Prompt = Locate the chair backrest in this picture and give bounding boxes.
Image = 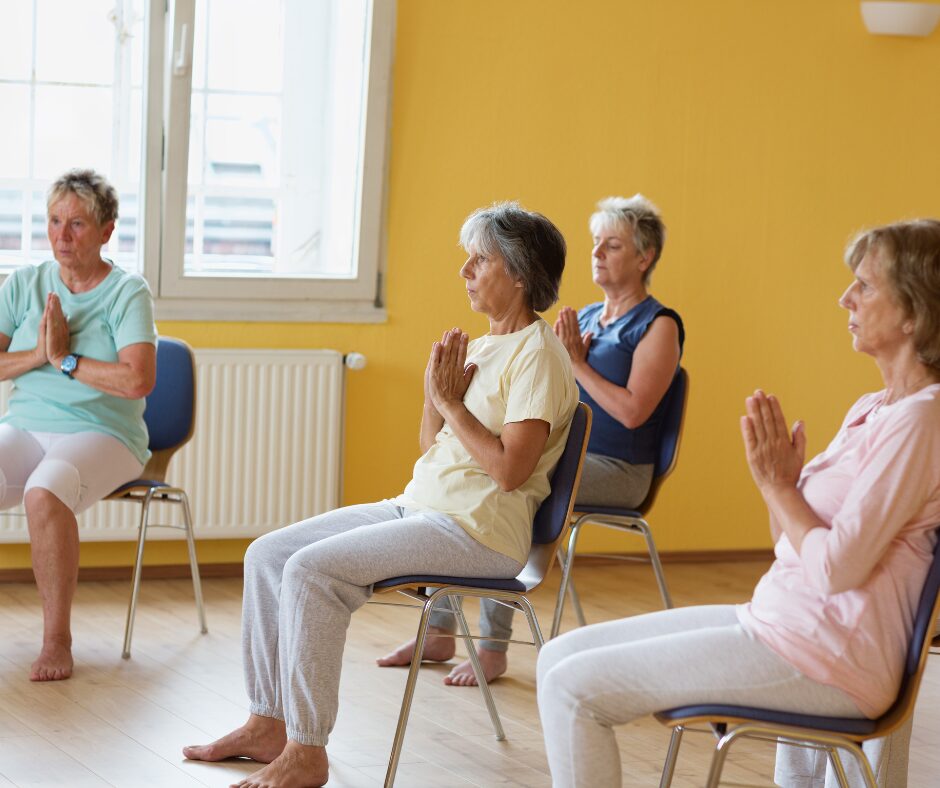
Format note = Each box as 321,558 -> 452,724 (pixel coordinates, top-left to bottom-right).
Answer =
636,367 -> 689,512
875,528 -> 940,736
139,337 -> 197,481
518,403 -> 591,587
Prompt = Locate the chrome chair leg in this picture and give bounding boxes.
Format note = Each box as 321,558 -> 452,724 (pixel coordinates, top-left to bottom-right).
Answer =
705,727 -> 740,788
551,521 -> 587,638
122,490 -> 153,659
517,595 -> 545,650
659,726 -> 684,788
453,596 -> 505,741
826,746 -> 852,788
180,490 -> 208,634
636,519 -> 673,608
384,596 -> 439,788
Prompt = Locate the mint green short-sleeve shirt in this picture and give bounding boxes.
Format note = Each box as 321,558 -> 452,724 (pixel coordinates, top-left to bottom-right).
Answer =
0,261 -> 157,464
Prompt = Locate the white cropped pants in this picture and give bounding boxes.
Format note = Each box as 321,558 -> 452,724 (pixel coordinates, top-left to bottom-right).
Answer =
536,605 -> 908,787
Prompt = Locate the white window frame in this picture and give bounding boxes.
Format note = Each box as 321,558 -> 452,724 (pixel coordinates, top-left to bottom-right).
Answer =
152,0 -> 393,322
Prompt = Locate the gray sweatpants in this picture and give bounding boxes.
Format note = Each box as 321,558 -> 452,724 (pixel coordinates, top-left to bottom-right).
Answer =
429,452 -> 653,651
536,605 -> 909,788
241,500 -> 522,746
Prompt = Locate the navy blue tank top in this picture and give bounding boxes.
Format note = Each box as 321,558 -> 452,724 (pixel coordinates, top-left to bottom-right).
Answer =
577,296 -> 685,464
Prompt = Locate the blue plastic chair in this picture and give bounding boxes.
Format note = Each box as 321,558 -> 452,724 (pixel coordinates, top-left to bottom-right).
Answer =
371,402 -> 592,787
654,530 -> 940,788
550,367 -> 689,638
106,337 -> 207,658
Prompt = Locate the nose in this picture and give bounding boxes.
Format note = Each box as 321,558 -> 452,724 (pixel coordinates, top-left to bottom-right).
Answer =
592,242 -> 604,260
460,257 -> 472,280
838,282 -> 855,310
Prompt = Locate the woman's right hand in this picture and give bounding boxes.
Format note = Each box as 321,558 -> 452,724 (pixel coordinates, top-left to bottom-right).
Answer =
34,303 -> 48,365
553,307 -> 592,366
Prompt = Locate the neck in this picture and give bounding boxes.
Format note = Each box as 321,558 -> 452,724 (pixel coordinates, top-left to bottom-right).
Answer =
58,258 -> 110,294
600,283 -> 648,323
487,303 -> 538,335
877,350 -> 940,405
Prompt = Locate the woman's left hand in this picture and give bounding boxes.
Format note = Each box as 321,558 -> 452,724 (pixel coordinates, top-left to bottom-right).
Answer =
44,293 -> 71,365
740,390 -> 806,491
428,328 -> 477,412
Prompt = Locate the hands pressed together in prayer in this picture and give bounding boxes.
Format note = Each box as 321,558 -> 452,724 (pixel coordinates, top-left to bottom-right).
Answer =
33,293 -> 70,368
426,327 -> 477,415
740,390 -> 806,493
553,306 -> 593,367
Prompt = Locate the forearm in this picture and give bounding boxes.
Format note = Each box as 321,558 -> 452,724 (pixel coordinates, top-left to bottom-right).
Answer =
573,362 -> 648,429
760,484 -> 826,553
54,355 -> 152,399
438,400 -> 520,491
419,402 -> 445,454
0,350 -> 46,381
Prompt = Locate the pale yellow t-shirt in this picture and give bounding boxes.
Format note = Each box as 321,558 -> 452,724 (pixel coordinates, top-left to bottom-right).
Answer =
397,318 -> 578,564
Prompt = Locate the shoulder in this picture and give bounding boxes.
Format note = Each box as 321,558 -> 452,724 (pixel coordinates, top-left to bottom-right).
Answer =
577,302 -> 603,323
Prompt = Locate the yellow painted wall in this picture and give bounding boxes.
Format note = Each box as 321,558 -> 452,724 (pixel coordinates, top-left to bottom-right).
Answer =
5,0 -> 939,571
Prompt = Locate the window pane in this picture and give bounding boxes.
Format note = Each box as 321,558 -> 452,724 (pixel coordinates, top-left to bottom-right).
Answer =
35,0 -> 116,84
0,86 -> 31,178
34,86 -> 114,179
182,0 -> 369,280
0,1 -> 32,80
0,0 -> 148,276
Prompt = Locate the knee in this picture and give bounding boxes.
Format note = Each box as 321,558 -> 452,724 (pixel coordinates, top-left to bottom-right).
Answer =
537,634 -> 573,686
25,460 -> 81,514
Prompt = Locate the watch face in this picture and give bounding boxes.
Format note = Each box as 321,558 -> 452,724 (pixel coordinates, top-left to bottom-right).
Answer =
61,355 -> 78,374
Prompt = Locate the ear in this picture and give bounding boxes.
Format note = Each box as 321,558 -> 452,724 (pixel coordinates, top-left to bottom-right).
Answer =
100,220 -> 116,244
638,251 -> 654,272
903,319 -> 915,335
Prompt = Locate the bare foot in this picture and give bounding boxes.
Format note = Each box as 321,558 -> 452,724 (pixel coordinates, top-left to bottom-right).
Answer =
232,741 -> 328,788
183,714 -> 287,763
376,626 -> 456,667
443,647 -> 507,687
30,639 -> 73,682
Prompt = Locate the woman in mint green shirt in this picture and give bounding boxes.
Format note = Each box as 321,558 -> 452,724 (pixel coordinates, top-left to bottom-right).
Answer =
0,169 -> 157,683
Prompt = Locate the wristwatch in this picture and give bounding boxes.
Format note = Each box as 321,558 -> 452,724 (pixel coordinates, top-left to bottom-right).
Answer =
60,353 -> 82,378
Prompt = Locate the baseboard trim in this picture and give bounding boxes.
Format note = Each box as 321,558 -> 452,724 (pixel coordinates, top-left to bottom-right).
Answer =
0,550 -> 772,584
0,562 -> 245,584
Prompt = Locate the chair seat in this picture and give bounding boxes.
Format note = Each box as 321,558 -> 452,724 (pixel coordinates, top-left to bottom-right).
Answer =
109,479 -> 171,495
655,704 -> 878,737
373,574 -> 526,593
573,505 -> 643,518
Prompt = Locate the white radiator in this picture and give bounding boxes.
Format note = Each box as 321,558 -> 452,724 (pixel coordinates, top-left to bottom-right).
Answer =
0,349 -> 347,543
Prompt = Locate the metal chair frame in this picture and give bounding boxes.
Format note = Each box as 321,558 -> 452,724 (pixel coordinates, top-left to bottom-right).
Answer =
655,528 -> 940,788
371,402 -> 592,787
106,337 -> 207,658
551,367 -> 689,638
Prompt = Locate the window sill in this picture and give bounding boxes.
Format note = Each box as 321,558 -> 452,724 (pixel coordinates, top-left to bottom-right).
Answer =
154,297 -> 387,323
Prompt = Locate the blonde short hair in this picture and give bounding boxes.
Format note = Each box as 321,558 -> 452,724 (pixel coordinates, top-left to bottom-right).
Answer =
846,219 -> 940,371
47,169 -> 119,227
589,194 -> 666,285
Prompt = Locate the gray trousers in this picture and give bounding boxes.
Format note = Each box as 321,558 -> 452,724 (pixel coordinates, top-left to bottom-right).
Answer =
241,501 -> 522,746
429,452 -> 653,651
535,605 -> 903,788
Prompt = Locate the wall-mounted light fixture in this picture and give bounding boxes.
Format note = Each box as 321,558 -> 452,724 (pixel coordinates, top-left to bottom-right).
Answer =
861,1 -> 940,36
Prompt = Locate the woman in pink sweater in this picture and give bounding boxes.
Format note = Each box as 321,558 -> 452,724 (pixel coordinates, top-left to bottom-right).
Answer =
537,219 -> 940,788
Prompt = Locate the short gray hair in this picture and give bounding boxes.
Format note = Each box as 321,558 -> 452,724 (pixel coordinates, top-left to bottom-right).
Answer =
459,201 -> 566,312
589,194 -> 666,285
47,169 -> 119,227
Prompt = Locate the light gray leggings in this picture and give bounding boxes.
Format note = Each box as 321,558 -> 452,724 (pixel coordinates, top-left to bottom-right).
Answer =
429,452 -> 653,650
536,605 -> 909,788
241,500 -> 522,746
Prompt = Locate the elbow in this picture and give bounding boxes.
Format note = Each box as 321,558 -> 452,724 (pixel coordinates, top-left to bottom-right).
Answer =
127,375 -> 156,400
807,568 -> 864,597
494,470 -> 527,493
618,413 -> 645,430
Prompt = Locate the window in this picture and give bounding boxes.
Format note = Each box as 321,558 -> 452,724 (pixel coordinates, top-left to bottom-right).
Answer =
0,0 -> 393,322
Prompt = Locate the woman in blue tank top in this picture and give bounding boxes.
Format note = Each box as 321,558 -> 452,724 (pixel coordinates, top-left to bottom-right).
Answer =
378,195 -> 684,687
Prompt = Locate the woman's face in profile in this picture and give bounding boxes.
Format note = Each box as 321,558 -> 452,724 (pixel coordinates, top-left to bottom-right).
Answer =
48,193 -> 111,270
839,251 -> 911,359
591,223 -> 647,288
460,243 -> 521,316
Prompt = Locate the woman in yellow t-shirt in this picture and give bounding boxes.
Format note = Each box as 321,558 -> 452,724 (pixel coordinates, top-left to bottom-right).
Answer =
183,202 -> 578,788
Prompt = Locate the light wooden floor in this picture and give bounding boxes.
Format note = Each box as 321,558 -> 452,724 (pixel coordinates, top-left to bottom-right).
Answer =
1,560 -> 939,787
